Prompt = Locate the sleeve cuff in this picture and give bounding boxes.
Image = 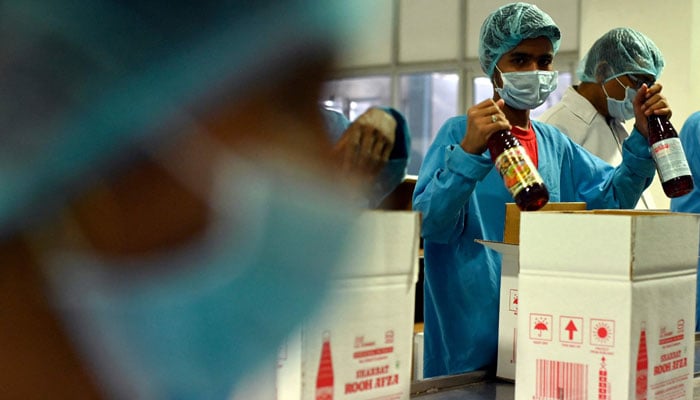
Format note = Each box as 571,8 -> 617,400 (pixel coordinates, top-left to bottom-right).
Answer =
624,128 -> 656,178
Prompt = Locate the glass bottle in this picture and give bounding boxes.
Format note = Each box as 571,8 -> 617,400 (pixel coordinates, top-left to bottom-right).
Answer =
487,130 -> 549,211
647,115 -> 694,197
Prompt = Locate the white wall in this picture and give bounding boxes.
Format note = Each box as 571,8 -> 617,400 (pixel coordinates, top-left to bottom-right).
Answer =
336,0 -> 394,67
399,0 -> 461,62
337,0 -> 579,67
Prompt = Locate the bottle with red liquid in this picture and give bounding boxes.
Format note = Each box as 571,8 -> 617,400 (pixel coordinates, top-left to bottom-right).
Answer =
647,114 -> 694,197
487,130 -> 549,211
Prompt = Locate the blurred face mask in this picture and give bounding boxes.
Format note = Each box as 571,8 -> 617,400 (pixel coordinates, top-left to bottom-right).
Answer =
494,66 -> 558,110
603,76 -> 637,122
38,145 -> 359,399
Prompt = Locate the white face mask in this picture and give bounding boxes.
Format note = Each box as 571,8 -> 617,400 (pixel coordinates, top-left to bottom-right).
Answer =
494,66 -> 558,110
39,148 -> 359,399
603,76 -> 637,122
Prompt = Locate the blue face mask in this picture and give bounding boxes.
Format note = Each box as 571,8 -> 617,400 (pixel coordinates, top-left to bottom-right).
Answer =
603,77 -> 637,122
494,67 -> 558,110
39,154 -> 359,399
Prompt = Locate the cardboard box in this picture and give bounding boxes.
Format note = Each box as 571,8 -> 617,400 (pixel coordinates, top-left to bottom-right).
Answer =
515,210 -> 699,400
478,202 -> 586,380
231,211 -> 420,400
503,202 -> 587,245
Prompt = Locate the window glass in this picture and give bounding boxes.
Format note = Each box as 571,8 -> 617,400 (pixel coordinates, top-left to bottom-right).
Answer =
399,72 -> 459,175
320,76 -> 391,121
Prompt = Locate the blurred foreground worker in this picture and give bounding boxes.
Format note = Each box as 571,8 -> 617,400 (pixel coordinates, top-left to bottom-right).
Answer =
539,27 -> 668,209
0,1 -> 363,398
322,107 -> 410,207
670,111 -> 700,331
413,2 -> 664,378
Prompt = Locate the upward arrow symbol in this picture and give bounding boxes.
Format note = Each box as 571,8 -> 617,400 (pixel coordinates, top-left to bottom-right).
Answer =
565,320 -> 577,340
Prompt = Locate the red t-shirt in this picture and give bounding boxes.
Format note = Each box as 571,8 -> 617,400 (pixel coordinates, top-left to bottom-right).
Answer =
511,123 -> 538,167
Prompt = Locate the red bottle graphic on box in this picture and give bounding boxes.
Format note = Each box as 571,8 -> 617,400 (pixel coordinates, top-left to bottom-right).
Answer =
635,323 -> 648,400
316,331 -> 334,400
598,357 -> 610,400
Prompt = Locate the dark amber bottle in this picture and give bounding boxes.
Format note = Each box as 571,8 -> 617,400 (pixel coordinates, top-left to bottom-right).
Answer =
487,130 -> 549,211
647,115 -> 693,198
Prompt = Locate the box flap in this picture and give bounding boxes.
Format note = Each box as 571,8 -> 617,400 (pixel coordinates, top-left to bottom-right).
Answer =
476,239 -> 519,276
476,239 -> 519,256
520,210 -> 700,280
503,202 -> 586,244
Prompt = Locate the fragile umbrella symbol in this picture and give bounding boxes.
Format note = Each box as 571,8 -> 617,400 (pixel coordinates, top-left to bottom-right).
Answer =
534,322 -> 548,337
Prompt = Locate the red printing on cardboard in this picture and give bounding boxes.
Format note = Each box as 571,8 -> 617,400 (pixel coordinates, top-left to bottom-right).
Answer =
658,334 -> 684,345
353,346 -> 394,359
653,357 -> 687,376
344,374 -> 400,394
356,365 -> 389,378
653,350 -> 687,376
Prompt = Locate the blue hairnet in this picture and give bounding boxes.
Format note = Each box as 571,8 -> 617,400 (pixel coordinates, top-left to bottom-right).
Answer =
478,2 -> 561,78
0,0 -> 358,235
577,27 -> 664,83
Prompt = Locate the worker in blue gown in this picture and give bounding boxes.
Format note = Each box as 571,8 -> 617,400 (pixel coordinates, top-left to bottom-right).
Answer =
413,2 -> 671,378
0,1 -> 365,398
670,111 -> 700,331
322,107 -> 411,207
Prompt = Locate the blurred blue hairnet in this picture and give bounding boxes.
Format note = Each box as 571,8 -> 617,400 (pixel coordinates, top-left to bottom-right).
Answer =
576,27 -> 665,83
478,2 -> 561,78
0,0 -> 357,236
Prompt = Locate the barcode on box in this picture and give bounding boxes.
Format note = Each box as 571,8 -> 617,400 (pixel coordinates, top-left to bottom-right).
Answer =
535,359 -> 588,400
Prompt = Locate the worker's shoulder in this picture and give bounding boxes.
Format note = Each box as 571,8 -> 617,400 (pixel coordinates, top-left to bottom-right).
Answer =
435,114 -> 467,133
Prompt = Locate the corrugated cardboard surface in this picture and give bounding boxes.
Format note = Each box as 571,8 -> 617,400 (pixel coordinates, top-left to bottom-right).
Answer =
515,211 -> 700,400
476,202 -> 586,380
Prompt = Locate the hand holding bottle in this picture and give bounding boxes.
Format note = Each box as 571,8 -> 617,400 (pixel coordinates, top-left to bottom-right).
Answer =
461,98 -> 511,155
632,82 -> 672,138
633,82 -> 694,197
460,98 -> 548,210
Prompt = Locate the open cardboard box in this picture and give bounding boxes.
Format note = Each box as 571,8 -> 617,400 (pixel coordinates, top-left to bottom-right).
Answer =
476,202 -> 587,380
230,210 -> 421,400
515,209 -> 699,399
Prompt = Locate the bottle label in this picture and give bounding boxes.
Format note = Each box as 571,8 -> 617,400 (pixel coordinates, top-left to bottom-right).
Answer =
651,138 -> 691,182
494,146 -> 545,197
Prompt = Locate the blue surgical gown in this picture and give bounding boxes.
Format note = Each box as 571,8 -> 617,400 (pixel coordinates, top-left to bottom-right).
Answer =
670,111 -> 700,331
322,107 -> 410,207
413,116 -> 656,378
